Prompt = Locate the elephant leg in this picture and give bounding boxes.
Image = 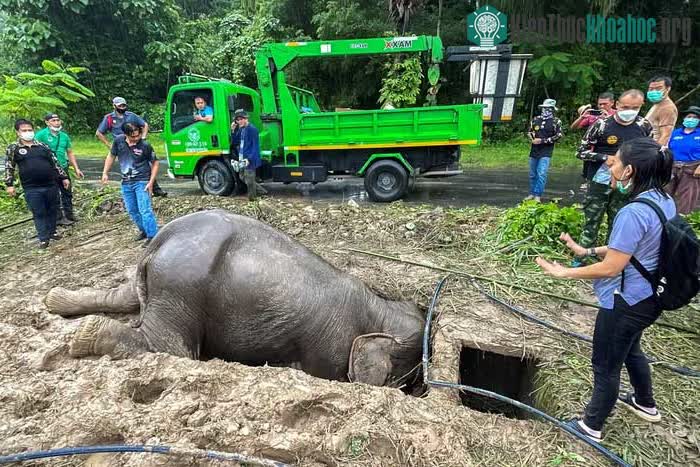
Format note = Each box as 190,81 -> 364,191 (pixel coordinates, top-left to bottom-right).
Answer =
45,280 -> 140,316
135,297 -> 201,360
69,315 -> 150,359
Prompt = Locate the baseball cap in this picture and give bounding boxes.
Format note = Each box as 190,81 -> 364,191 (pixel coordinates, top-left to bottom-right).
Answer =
234,109 -> 249,119
112,97 -> 127,106
44,113 -> 60,121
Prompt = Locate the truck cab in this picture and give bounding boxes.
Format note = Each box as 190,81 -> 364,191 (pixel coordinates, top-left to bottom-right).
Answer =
164,76 -> 262,195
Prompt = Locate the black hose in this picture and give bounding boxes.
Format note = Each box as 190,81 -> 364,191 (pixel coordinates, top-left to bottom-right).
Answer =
423,276 -> 632,467
472,280 -> 700,378
0,444 -> 289,466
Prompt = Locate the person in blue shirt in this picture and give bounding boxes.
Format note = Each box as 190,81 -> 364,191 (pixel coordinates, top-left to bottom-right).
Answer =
232,109 -> 264,200
667,106 -> 700,214
536,138 -> 674,443
96,97 -> 167,197
193,96 -> 214,123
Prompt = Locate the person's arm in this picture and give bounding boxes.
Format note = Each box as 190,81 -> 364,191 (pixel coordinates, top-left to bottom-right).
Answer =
200,115 -> 213,123
657,126 -> 673,147
543,118 -> 563,144
66,148 -> 83,178
145,146 -> 158,194
141,121 -> 150,139
536,248 -> 631,279
570,110 -> 591,130
575,120 -> 606,162
4,145 -> 16,196
101,142 -> 118,183
96,116 -> 112,149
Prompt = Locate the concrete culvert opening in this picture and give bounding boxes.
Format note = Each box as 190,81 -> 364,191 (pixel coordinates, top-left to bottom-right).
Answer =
459,346 -> 539,419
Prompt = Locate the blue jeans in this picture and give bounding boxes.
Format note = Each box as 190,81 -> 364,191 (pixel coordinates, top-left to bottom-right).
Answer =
24,185 -> 59,242
121,181 -> 158,238
529,156 -> 551,196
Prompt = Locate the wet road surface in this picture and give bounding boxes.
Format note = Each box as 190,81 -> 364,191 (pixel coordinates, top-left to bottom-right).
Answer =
79,158 -> 585,208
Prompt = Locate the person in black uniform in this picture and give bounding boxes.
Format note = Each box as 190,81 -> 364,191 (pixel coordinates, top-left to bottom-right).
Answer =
4,119 -> 70,249
526,99 -> 563,202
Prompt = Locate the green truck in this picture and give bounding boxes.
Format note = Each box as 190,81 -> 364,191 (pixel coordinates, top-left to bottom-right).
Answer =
164,35 -> 484,202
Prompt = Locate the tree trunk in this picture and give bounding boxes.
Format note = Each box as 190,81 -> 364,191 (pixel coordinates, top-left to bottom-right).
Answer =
437,0 -> 443,37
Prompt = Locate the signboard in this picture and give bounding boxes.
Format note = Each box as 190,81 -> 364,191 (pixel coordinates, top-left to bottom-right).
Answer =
467,6 -> 507,47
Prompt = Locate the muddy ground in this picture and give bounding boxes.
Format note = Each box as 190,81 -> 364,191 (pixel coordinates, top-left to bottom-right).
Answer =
1,195 -> 698,466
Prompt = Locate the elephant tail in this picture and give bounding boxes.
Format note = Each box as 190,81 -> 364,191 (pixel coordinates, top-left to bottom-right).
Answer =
134,247 -> 158,324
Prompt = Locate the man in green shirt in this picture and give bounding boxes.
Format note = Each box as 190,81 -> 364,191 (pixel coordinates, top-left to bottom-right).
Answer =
35,113 -> 84,224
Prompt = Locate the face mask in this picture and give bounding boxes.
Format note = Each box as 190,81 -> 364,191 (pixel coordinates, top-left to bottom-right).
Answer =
647,90 -> 664,103
115,106 -> 127,114
541,108 -> 553,118
50,125 -> 62,132
20,131 -> 35,141
617,109 -> 639,122
614,167 -> 633,194
683,117 -> 699,129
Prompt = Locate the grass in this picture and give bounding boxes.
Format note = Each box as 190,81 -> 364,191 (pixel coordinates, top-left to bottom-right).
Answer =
71,133 -> 166,158
462,141 -> 581,171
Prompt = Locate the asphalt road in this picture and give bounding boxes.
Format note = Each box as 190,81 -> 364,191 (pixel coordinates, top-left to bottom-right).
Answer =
77,158 -> 585,208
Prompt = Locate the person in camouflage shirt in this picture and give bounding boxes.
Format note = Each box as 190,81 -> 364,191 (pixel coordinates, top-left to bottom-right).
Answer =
574,89 -> 653,266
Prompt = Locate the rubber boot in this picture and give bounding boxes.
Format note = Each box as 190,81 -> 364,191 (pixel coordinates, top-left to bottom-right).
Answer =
245,170 -> 257,201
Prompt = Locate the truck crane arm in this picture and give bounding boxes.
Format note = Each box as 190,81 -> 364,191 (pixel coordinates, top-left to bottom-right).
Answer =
254,35 -> 443,114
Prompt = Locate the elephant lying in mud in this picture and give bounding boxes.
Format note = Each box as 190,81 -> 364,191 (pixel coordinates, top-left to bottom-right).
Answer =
45,210 -> 424,387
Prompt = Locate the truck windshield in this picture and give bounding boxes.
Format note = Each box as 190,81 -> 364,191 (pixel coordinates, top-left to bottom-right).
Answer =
171,89 -> 213,133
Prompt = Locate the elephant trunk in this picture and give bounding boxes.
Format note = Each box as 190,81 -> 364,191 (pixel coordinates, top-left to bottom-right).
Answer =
45,281 -> 140,317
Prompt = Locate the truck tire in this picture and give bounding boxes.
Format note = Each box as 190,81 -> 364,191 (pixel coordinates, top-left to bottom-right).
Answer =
198,159 -> 235,196
364,159 -> 409,202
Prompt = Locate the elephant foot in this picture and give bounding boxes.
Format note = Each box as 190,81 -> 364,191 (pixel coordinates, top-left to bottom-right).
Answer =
69,316 -> 149,359
45,283 -> 140,316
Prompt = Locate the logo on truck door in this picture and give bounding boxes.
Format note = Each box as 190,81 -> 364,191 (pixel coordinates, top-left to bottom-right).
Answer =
384,36 -> 416,49
185,127 -> 207,152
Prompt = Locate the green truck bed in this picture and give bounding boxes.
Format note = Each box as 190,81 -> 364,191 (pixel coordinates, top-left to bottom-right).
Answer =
288,104 -> 483,151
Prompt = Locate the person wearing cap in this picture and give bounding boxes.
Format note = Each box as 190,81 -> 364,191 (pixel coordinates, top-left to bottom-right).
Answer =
96,97 -> 167,197
35,113 -> 83,224
573,89 -> 653,266
5,119 -> 70,249
666,106 -> 700,214
571,93 -> 616,190
525,99 -> 562,202
231,109 -> 264,200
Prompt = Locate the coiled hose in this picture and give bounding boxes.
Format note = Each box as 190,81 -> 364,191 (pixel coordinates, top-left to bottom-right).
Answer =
472,280 -> 700,378
423,276 -> 632,467
0,444 -> 289,466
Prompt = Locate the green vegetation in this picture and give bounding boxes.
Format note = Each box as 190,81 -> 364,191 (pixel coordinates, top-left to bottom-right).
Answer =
462,141 -> 581,170
1,1 -> 697,137
70,133 -> 166,158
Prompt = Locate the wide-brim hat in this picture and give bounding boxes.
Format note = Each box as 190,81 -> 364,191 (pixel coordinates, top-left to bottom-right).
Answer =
683,106 -> 700,116
538,98 -> 558,110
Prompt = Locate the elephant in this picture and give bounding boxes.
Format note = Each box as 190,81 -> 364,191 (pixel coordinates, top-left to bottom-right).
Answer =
45,209 -> 425,387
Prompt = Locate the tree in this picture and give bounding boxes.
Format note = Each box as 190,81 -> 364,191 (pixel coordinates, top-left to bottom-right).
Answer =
388,0 -> 423,34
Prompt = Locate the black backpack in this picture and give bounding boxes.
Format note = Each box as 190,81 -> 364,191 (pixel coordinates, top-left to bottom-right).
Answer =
624,198 -> 700,310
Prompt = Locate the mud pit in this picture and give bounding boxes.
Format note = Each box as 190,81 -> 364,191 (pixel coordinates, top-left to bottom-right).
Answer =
1,196 -> 697,466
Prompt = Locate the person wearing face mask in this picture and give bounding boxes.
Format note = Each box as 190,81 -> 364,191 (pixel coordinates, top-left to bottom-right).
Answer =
574,89 -> 653,266
645,76 -> 677,148
525,99 -> 563,202
101,122 -> 159,247
666,106 -> 700,214
96,97 -> 167,197
4,119 -> 70,249
35,113 -> 84,225
536,138 -> 675,443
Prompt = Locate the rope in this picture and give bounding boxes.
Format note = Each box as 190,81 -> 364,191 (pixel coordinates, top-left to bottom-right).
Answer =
0,444 -> 289,466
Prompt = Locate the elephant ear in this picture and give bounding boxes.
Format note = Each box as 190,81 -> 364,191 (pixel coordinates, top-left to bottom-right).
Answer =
348,333 -> 396,386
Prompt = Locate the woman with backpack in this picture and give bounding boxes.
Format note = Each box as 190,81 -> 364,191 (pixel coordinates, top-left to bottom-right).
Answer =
535,138 -> 675,443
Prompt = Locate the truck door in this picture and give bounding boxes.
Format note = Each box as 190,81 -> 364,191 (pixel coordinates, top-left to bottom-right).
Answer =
167,88 -> 219,176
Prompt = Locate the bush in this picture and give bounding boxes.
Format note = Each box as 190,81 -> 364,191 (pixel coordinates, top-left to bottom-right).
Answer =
496,200 -> 584,251
135,102 -> 166,132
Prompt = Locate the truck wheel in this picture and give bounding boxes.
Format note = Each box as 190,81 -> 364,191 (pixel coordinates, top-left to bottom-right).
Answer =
198,159 -> 234,196
364,159 -> 409,202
